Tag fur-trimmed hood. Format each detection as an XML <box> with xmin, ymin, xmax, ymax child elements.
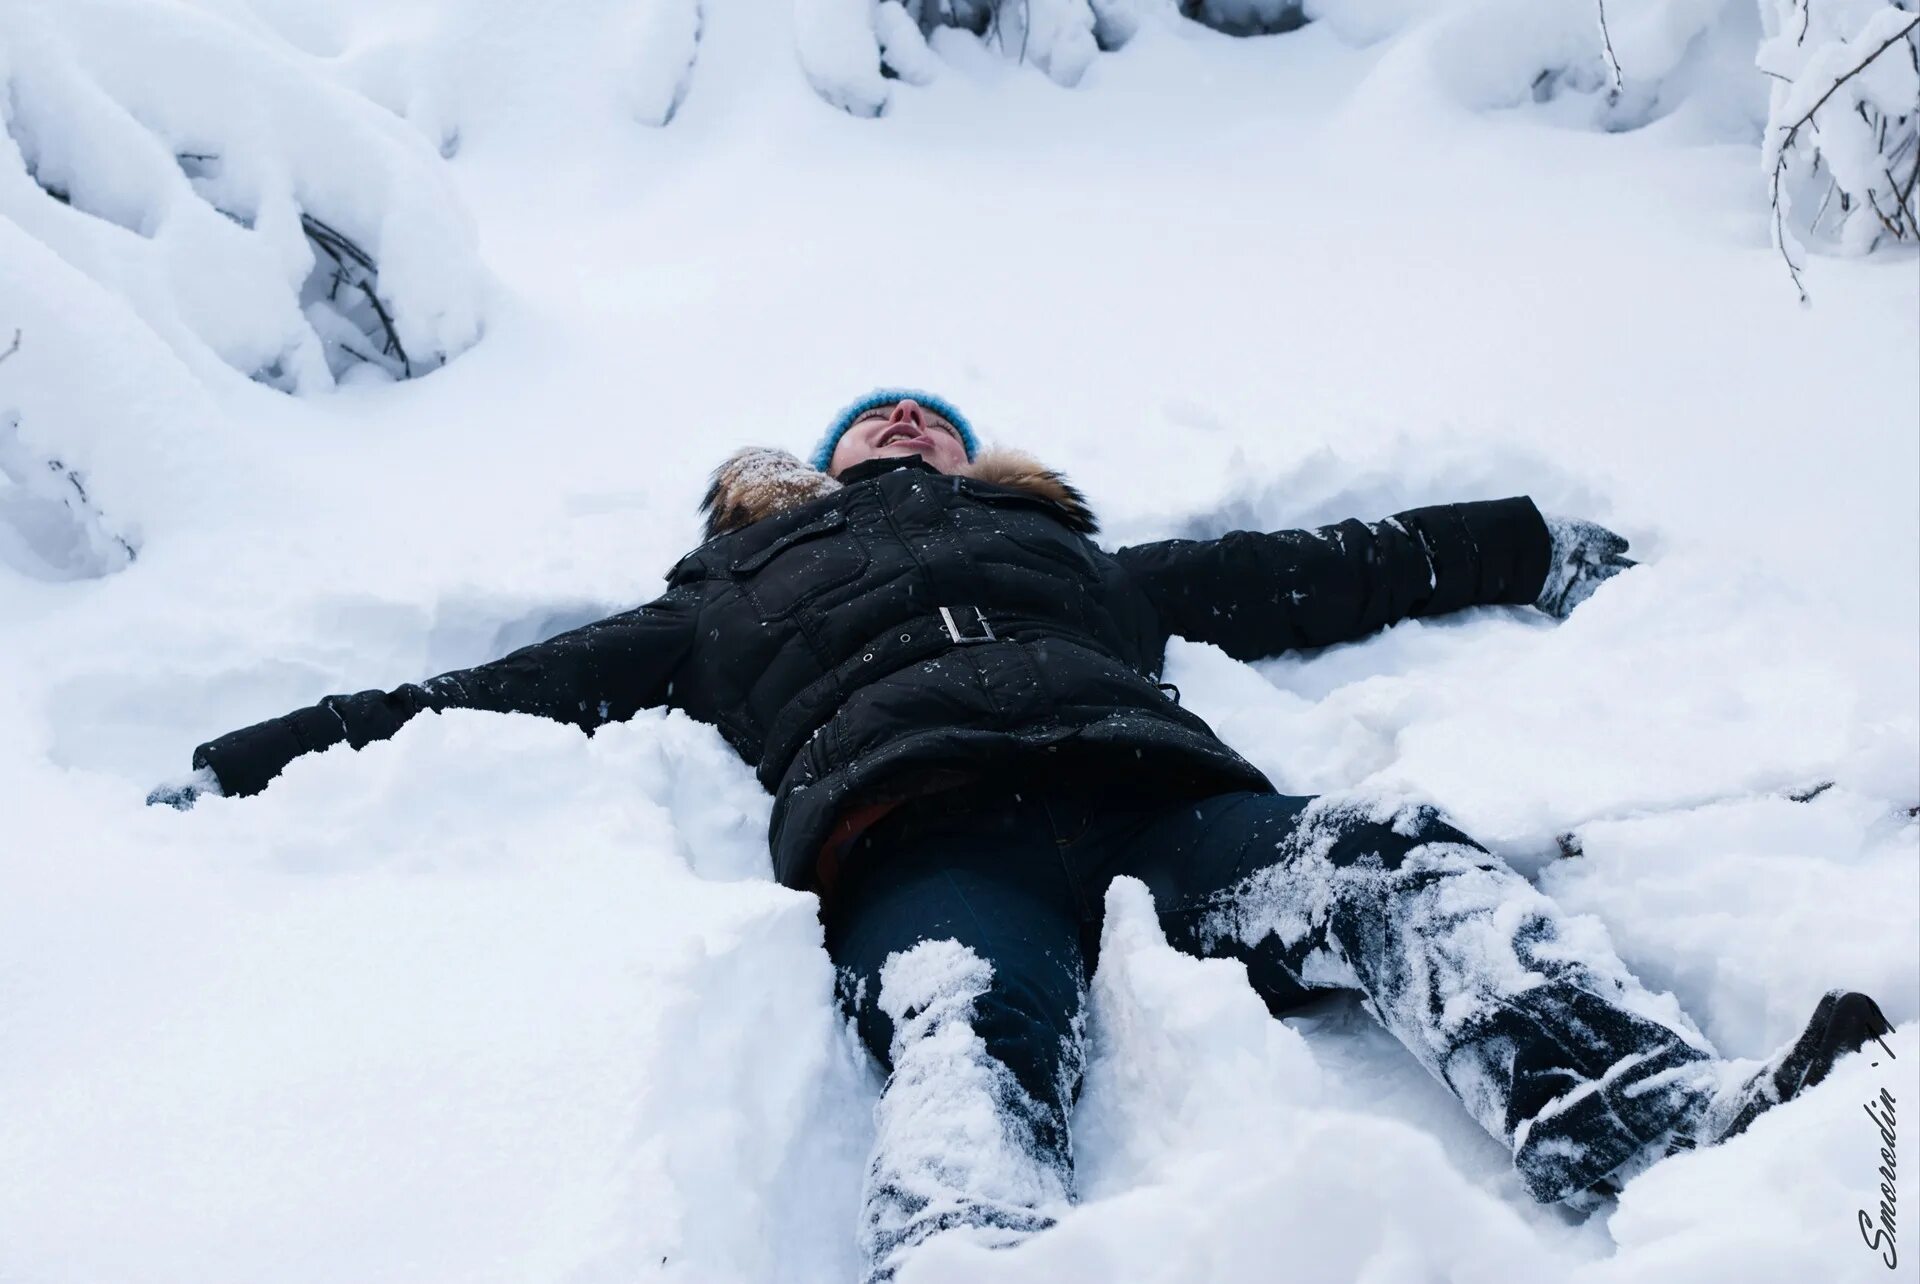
<box><xmin>700</xmin><ymin>448</ymin><xmax>1098</xmax><ymax>541</ymax></box>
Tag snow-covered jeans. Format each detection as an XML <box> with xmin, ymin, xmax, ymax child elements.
<box><xmin>822</xmin><ymin>779</ymin><xmax>1724</xmax><ymax>1281</ymax></box>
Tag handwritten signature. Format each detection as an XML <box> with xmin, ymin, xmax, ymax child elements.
<box><xmin>1858</xmin><ymin>1026</ymin><xmax>1899</xmax><ymax>1270</ymax></box>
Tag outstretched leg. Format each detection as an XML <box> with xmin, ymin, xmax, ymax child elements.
<box><xmin>824</xmin><ymin>791</ymin><xmax>1089</xmax><ymax>1282</ymax></box>
<box><xmin>1111</xmin><ymin>791</ymin><xmax>1725</xmax><ymax>1202</ymax></box>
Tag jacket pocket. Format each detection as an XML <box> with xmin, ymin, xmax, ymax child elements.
<box><xmin>728</xmin><ymin>511</ymin><xmax>868</xmax><ymax>619</ymax></box>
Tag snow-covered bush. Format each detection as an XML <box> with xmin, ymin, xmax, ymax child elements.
<box><xmin>0</xmin><ymin>330</ymin><xmax>137</xmax><ymax>581</ymax></box>
<box><xmin>1758</xmin><ymin>0</ymin><xmax>1919</xmax><ymax>293</ymax></box>
<box><xmin>630</xmin><ymin>0</ymin><xmax>705</xmax><ymax>126</ymax></box>
<box><xmin>795</xmin><ymin>0</ymin><xmax>1757</xmax><ymax>120</ymax></box>
<box><xmin>797</xmin><ymin>0</ymin><xmax>1154</xmax><ymax>114</ymax></box>
<box><xmin>1307</xmin><ymin>0</ymin><xmax>1759</xmax><ymax>132</ymax></box>
<box><xmin>0</xmin><ymin>0</ymin><xmax>483</xmax><ymax>394</ymax></box>
<box><xmin>1543</xmin><ymin>0</ymin><xmax>1757</xmax><ymax>130</ymax></box>
<box><xmin>1184</xmin><ymin>0</ymin><xmax>1306</xmax><ymax>37</ymax></box>
<box><xmin>0</xmin><ymin>206</ymin><xmax>223</xmax><ymax>584</ymax></box>
<box><xmin>0</xmin><ymin>418</ymin><xmax>137</xmax><ymax>582</ymax></box>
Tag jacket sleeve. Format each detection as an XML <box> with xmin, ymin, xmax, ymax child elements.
<box><xmin>1112</xmin><ymin>497</ymin><xmax>1551</xmax><ymax>661</ymax></box>
<box><xmin>191</xmin><ymin>583</ymin><xmax>701</xmax><ymax>798</ymax></box>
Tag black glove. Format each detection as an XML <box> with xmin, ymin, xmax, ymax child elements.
<box><xmin>1535</xmin><ymin>515</ymin><xmax>1636</xmax><ymax>619</ymax></box>
<box><xmin>145</xmin><ymin>765</ymin><xmax>225</xmax><ymax>811</ymax></box>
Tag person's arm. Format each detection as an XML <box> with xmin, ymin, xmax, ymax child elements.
<box><xmin>1113</xmin><ymin>497</ymin><xmax>1564</xmax><ymax>661</ymax></box>
<box><xmin>157</xmin><ymin>583</ymin><xmax>701</xmax><ymax>805</ymax></box>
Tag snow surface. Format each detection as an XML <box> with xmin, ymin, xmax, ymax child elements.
<box><xmin>1</xmin><ymin>2</ymin><xmax>1916</xmax><ymax>1282</ymax></box>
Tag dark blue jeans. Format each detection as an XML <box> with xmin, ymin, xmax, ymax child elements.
<box><xmin>823</xmin><ymin>777</ymin><xmax>1722</xmax><ymax>1268</ymax></box>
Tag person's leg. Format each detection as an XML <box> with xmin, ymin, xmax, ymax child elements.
<box><xmin>1100</xmin><ymin>790</ymin><xmax>1725</xmax><ymax>1203</ymax></box>
<box><xmin>823</xmin><ymin>785</ymin><xmax>1091</xmax><ymax>1283</ymax></box>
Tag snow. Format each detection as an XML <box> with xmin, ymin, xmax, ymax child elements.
<box><xmin>1</xmin><ymin>1</ymin><xmax>1915</xmax><ymax>1282</ymax></box>
<box><xmin>0</xmin><ymin>0</ymin><xmax>483</xmax><ymax>392</ymax></box>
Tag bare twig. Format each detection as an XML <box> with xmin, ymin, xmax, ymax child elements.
<box><xmin>356</xmin><ymin>281</ymin><xmax>411</xmax><ymax>376</ymax></box>
<box><xmin>299</xmin><ymin>212</ymin><xmax>411</xmax><ymax>377</ymax></box>
<box><xmin>1864</xmin><ymin>186</ymin><xmax>1903</xmax><ymax>237</ymax></box>
<box><xmin>1770</xmin><ymin>169</ymin><xmax>1809</xmax><ymax>301</ymax></box>
<box><xmin>1811</xmin><ymin>176</ymin><xmax>1840</xmax><ymax>233</ymax></box>
<box><xmin>1597</xmin><ymin>0</ymin><xmax>1624</xmax><ymax>95</ymax></box>
<box><xmin>300</xmin><ymin>213</ymin><xmax>375</xmax><ymax>271</ymax></box>
<box><xmin>0</xmin><ymin>329</ymin><xmax>18</xmax><ymax>367</ymax></box>
<box><xmin>1888</xmin><ymin>167</ymin><xmax>1917</xmax><ymax>237</ymax></box>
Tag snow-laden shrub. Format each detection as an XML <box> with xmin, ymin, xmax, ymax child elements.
<box><xmin>795</xmin><ymin>0</ymin><xmax>1729</xmax><ymax>116</ymax></box>
<box><xmin>797</xmin><ymin>0</ymin><xmax>1155</xmax><ymax>114</ymax></box>
<box><xmin>0</xmin><ymin>207</ymin><xmax>225</xmax><ymax>584</ymax></box>
<box><xmin>1758</xmin><ymin>0</ymin><xmax>1919</xmax><ymax>293</ymax></box>
<box><xmin>1184</xmin><ymin>0</ymin><xmax>1306</xmax><ymax>37</ymax></box>
<box><xmin>630</xmin><ymin>0</ymin><xmax>705</xmax><ymax>126</ymax></box>
<box><xmin>228</xmin><ymin>0</ymin><xmax>712</xmax><ymax>143</ymax></box>
<box><xmin>1310</xmin><ymin>0</ymin><xmax>1761</xmax><ymax>132</ymax></box>
<box><xmin>0</xmin><ymin>331</ymin><xmax>137</xmax><ymax>581</ymax></box>
<box><xmin>0</xmin><ymin>0</ymin><xmax>483</xmax><ymax>394</ymax></box>
<box><xmin>1545</xmin><ymin>0</ymin><xmax>1756</xmax><ymax>130</ymax></box>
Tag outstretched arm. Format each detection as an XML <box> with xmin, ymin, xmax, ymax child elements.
<box><xmin>161</xmin><ymin>583</ymin><xmax>701</xmax><ymax>804</ymax></box>
<box><xmin>1113</xmin><ymin>497</ymin><xmax>1558</xmax><ymax>661</ymax></box>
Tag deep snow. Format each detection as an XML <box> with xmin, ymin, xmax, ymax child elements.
<box><xmin>1</xmin><ymin>1</ymin><xmax>1916</xmax><ymax>1282</ymax></box>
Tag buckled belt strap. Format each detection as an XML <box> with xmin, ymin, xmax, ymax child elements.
<box><xmin>938</xmin><ymin>605</ymin><xmax>995</xmax><ymax>643</ymax></box>
<box><xmin>757</xmin><ymin>607</ymin><xmax>1143</xmax><ymax>792</ymax></box>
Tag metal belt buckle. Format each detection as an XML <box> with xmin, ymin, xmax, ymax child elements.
<box><xmin>939</xmin><ymin>606</ymin><xmax>996</xmax><ymax>644</ymax></box>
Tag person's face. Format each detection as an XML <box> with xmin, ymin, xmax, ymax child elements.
<box><xmin>827</xmin><ymin>398</ymin><xmax>970</xmax><ymax>477</ymax></box>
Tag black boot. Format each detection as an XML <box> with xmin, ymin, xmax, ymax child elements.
<box><xmin>1710</xmin><ymin>990</ymin><xmax>1893</xmax><ymax>1142</ymax></box>
<box><xmin>1584</xmin><ymin>990</ymin><xmax>1892</xmax><ymax>1200</ymax></box>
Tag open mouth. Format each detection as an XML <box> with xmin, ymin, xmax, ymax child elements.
<box><xmin>878</xmin><ymin>424</ymin><xmax>928</xmax><ymax>447</ymax></box>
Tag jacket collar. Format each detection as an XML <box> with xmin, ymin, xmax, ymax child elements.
<box><xmin>700</xmin><ymin>447</ymin><xmax>1098</xmax><ymax>541</ymax></box>
<box><xmin>836</xmin><ymin>455</ymin><xmax>935</xmax><ymax>485</ymax></box>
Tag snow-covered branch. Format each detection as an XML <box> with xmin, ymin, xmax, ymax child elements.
<box><xmin>1760</xmin><ymin>1</ymin><xmax>1920</xmax><ymax>297</ymax></box>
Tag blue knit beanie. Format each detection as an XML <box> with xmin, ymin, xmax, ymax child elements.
<box><xmin>812</xmin><ymin>389</ymin><xmax>979</xmax><ymax>472</ymax></box>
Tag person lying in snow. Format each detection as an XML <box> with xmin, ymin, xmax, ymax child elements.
<box><xmin>154</xmin><ymin>390</ymin><xmax>1890</xmax><ymax>1282</ymax></box>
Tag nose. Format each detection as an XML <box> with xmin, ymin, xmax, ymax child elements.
<box><xmin>887</xmin><ymin>400</ymin><xmax>925</xmax><ymax>430</ymax></box>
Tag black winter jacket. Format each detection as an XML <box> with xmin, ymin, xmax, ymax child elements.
<box><xmin>192</xmin><ymin>450</ymin><xmax>1552</xmax><ymax>889</ymax></box>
